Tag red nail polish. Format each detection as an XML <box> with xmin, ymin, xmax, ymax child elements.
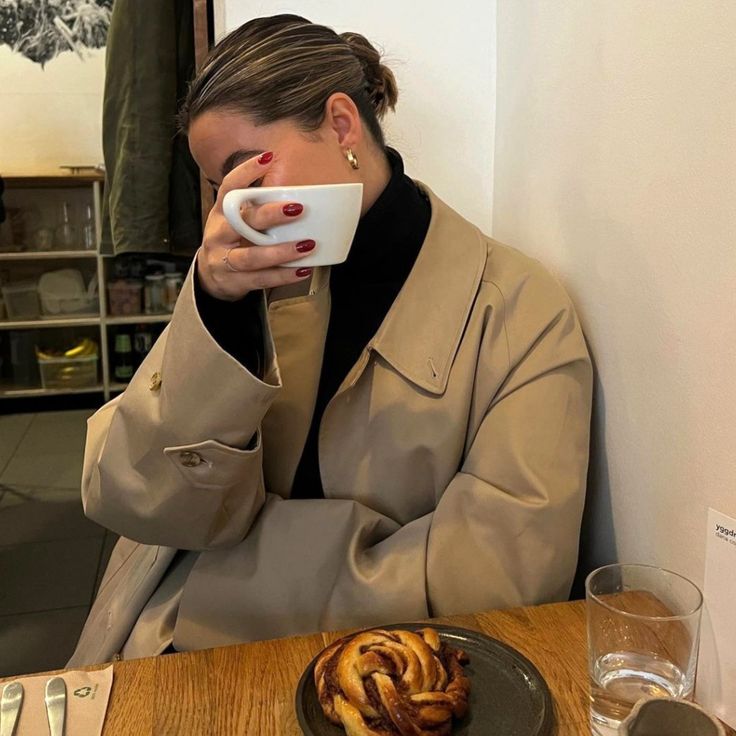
<box><xmin>283</xmin><ymin>203</ymin><xmax>303</xmax><ymax>217</ymax></box>
<box><xmin>296</xmin><ymin>268</ymin><xmax>312</xmax><ymax>278</ymax></box>
<box><xmin>257</xmin><ymin>151</ymin><xmax>273</xmax><ymax>165</ymax></box>
<box><xmin>296</xmin><ymin>239</ymin><xmax>316</xmax><ymax>253</ymax></box>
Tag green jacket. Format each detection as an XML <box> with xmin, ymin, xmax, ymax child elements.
<box><xmin>101</xmin><ymin>0</ymin><xmax>201</xmax><ymax>255</ymax></box>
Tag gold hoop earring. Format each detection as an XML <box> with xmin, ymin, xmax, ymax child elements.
<box><xmin>345</xmin><ymin>148</ymin><xmax>360</xmax><ymax>170</ymax></box>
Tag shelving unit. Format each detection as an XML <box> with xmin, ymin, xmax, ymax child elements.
<box><xmin>0</xmin><ymin>173</ymin><xmax>175</xmax><ymax>403</ymax></box>
<box><xmin>0</xmin><ymin>250</ymin><xmax>98</xmax><ymax>261</ymax></box>
<box><xmin>0</xmin><ymin>384</ymin><xmax>106</xmax><ymax>399</ymax></box>
<box><xmin>106</xmin><ymin>314</ymin><xmax>173</xmax><ymax>326</ymax></box>
<box><xmin>0</xmin><ymin>316</ymin><xmax>101</xmax><ymax>330</ymax></box>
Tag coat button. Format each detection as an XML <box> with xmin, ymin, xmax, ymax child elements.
<box><xmin>149</xmin><ymin>372</ymin><xmax>162</xmax><ymax>391</ymax></box>
<box><xmin>179</xmin><ymin>451</ymin><xmax>203</xmax><ymax>467</ymax></box>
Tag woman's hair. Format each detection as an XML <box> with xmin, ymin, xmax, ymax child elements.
<box><xmin>178</xmin><ymin>14</ymin><xmax>398</xmax><ymax>149</ymax></box>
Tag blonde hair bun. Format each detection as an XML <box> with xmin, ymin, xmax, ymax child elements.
<box><xmin>340</xmin><ymin>31</ymin><xmax>398</xmax><ymax>118</ymax></box>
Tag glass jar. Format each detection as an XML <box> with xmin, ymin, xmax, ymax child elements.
<box><xmin>144</xmin><ymin>274</ymin><xmax>166</xmax><ymax>314</ymax></box>
<box><xmin>164</xmin><ymin>272</ymin><xmax>183</xmax><ymax>312</ymax></box>
<box><xmin>34</xmin><ymin>227</ymin><xmax>55</xmax><ymax>251</ymax></box>
<box><xmin>108</xmin><ymin>279</ymin><xmax>143</xmax><ymax>316</ymax></box>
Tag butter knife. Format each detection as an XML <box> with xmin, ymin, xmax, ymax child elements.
<box><xmin>0</xmin><ymin>682</ymin><xmax>23</xmax><ymax>736</ymax></box>
<box><xmin>44</xmin><ymin>678</ymin><xmax>66</xmax><ymax>736</ymax></box>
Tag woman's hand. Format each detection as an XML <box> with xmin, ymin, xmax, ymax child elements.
<box><xmin>197</xmin><ymin>152</ymin><xmax>316</xmax><ymax>301</ymax></box>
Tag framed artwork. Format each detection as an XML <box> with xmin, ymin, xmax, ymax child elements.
<box><xmin>0</xmin><ymin>1</ymin><xmax>115</xmax><ymax>173</ymax></box>
<box><xmin>0</xmin><ymin>1</ymin><xmax>113</xmax><ymax>66</ymax></box>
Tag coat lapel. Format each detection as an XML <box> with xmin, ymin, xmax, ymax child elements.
<box><xmin>260</xmin><ymin>185</ymin><xmax>488</xmax><ymax>496</ymax></box>
<box><xmin>369</xmin><ymin>184</ymin><xmax>488</xmax><ymax>394</ymax></box>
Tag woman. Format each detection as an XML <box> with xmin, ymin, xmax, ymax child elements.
<box><xmin>70</xmin><ymin>14</ymin><xmax>592</xmax><ymax>665</ymax></box>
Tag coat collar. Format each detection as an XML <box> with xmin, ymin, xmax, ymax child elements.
<box><xmin>368</xmin><ymin>184</ymin><xmax>488</xmax><ymax>395</ymax></box>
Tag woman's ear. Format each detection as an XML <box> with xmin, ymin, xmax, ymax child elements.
<box><xmin>322</xmin><ymin>92</ymin><xmax>363</xmax><ymax>148</ymax></box>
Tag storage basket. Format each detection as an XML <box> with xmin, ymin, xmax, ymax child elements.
<box><xmin>2</xmin><ymin>281</ymin><xmax>41</xmax><ymax>320</ymax></box>
<box><xmin>37</xmin><ymin>354</ymin><xmax>99</xmax><ymax>390</ymax></box>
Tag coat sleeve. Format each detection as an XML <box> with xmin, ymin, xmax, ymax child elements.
<box><xmin>81</xmin><ymin>264</ymin><xmax>281</xmax><ymax>549</ymax></box>
<box><xmin>176</xmin><ymin>272</ymin><xmax>593</xmax><ymax>641</ymax></box>
<box><xmin>425</xmin><ymin>296</ymin><xmax>593</xmax><ymax>612</ymax></box>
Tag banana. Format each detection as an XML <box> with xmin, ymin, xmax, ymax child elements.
<box><xmin>64</xmin><ymin>338</ymin><xmax>98</xmax><ymax>358</ymax></box>
<box><xmin>64</xmin><ymin>342</ymin><xmax>86</xmax><ymax>358</ymax></box>
<box><xmin>81</xmin><ymin>339</ymin><xmax>98</xmax><ymax>357</ymax></box>
<box><xmin>36</xmin><ymin>338</ymin><xmax>99</xmax><ymax>361</ymax></box>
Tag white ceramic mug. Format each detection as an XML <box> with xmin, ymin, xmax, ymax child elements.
<box><xmin>222</xmin><ymin>182</ymin><xmax>363</xmax><ymax>268</ymax></box>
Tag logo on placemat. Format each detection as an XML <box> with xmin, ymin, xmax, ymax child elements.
<box><xmin>74</xmin><ymin>687</ymin><xmax>92</xmax><ymax>698</ymax></box>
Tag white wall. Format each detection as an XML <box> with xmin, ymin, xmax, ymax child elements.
<box><xmin>216</xmin><ymin>2</ymin><xmax>736</xmax><ymax>591</ymax></box>
<box><xmin>0</xmin><ymin>47</ymin><xmax>104</xmax><ymax>174</ymax></box>
<box><xmin>493</xmin><ymin>1</ymin><xmax>736</xmax><ymax>586</ymax></box>
<box><xmin>217</xmin><ymin>1</ymin><xmax>496</xmax><ymax>234</ymax></box>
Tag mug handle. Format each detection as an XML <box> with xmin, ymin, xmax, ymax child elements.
<box><xmin>222</xmin><ymin>190</ymin><xmax>278</xmax><ymax>246</ymax></box>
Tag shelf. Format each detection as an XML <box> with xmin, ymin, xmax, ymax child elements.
<box><xmin>0</xmin><ymin>250</ymin><xmax>98</xmax><ymax>260</ymax></box>
<box><xmin>106</xmin><ymin>313</ymin><xmax>173</xmax><ymax>325</ymax></box>
<box><xmin>0</xmin><ymin>384</ymin><xmax>105</xmax><ymax>399</ymax></box>
<box><xmin>109</xmin><ymin>382</ymin><xmax>129</xmax><ymax>392</ymax></box>
<box><xmin>3</xmin><ymin>173</ymin><xmax>104</xmax><ymax>187</ymax></box>
<box><xmin>0</xmin><ymin>315</ymin><xmax>100</xmax><ymax>330</ymax></box>
<box><xmin>0</xmin><ymin>314</ymin><xmax>172</xmax><ymax>329</ymax></box>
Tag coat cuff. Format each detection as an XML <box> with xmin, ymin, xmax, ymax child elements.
<box><xmin>148</xmin><ymin>259</ymin><xmax>281</xmax><ymax>449</ymax></box>
<box><xmin>193</xmin><ymin>263</ymin><xmax>264</xmax><ymax>378</ymax></box>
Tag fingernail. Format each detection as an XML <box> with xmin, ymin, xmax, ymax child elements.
<box><xmin>296</xmin><ymin>239</ymin><xmax>316</xmax><ymax>253</ymax></box>
<box><xmin>296</xmin><ymin>268</ymin><xmax>312</xmax><ymax>278</ymax></box>
<box><xmin>283</xmin><ymin>203</ymin><xmax>303</xmax><ymax>217</ymax></box>
<box><xmin>258</xmin><ymin>151</ymin><xmax>273</xmax><ymax>165</ymax></box>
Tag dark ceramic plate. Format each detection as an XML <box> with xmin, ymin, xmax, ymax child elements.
<box><xmin>295</xmin><ymin>622</ymin><xmax>554</xmax><ymax>735</ymax></box>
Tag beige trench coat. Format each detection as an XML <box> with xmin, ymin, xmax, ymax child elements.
<box><xmin>69</xmin><ymin>185</ymin><xmax>592</xmax><ymax>666</ymax></box>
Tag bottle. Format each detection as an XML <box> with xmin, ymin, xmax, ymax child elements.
<box><xmin>82</xmin><ymin>204</ymin><xmax>96</xmax><ymax>250</ymax></box>
<box><xmin>113</xmin><ymin>332</ymin><xmax>134</xmax><ymax>382</ymax></box>
<box><xmin>133</xmin><ymin>324</ymin><xmax>153</xmax><ymax>367</ymax></box>
<box><xmin>55</xmin><ymin>201</ymin><xmax>77</xmax><ymax>250</ymax></box>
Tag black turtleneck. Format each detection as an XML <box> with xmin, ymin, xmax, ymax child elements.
<box><xmin>196</xmin><ymin>149</ymin><xmax>431</xmax><ymax>498</ymax></box>
<box><xmin>291</xmin><ymin>149</ymin><xmax>430</xmax><ymax>498</ymax></box>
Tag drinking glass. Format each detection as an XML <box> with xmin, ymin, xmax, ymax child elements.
<box><xmin>586</xmin><ymin>563</ymin><xmax>703</xmax><ymax>735</ymax></box>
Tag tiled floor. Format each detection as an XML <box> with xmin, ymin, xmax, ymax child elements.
<box><xmin>0</xmin><ymin>410</ymin><xmax>117</xmax><ymax>677</ymax></box>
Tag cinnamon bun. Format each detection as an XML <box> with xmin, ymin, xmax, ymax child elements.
<box><xmin>314</xmin><ymin>627</ymin><xmax>470</xmax><ymax>736</ymax></box>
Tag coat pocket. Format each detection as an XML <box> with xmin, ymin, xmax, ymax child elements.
<box><xmin>163</xmin><ymin>432</ymin><xmax>262</xmax><ymax>490</ymax></box>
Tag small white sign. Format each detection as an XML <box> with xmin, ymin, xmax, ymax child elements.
<box><xmin>697</xmin><ymin>507</ymin><xmax>736</xmax><ymax>728</ymax></box>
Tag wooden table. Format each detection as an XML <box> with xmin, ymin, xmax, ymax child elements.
<box><xmin>104</xmin><ymin>601</ymin><xmax>592</xmax><ymax>734</ymax></box>
<box><xmin>6</xmin><ymin>600</ymin><xmax>734</xmax><ymax>735</ymax></box>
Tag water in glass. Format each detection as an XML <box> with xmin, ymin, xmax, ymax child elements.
<box><xmin>590</xmin><ymin>650</ymin><xmax>692</xmax><ymax>735</ymax></box>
